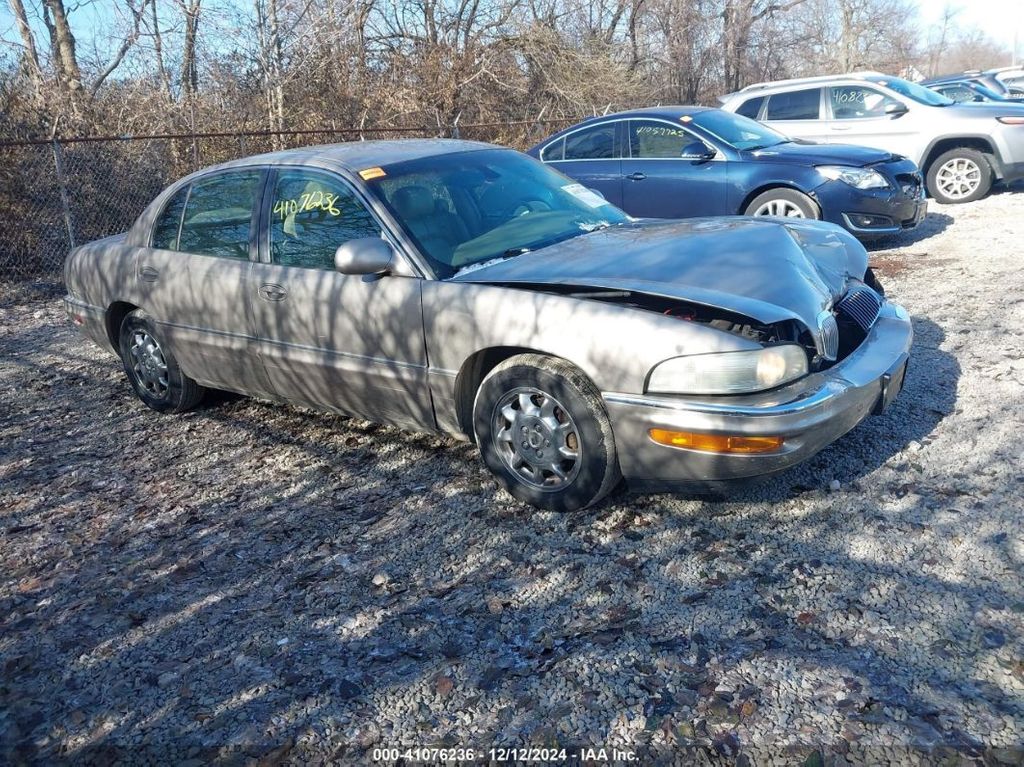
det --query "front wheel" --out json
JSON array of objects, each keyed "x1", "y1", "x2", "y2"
[
  {"x1": 473, "y1": 354, "x2": 621, "y2": 512},
  {"x1": 926, "y1": 148, "x2": 992, "y2": 204},
  {"x1": 118, "y1": 310, "x2": 205, "y2": 413},
  {"x1": 744, "y1": 188, "x2": 820, "y2": 219}
]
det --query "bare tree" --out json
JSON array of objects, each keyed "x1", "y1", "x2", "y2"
[
  {"x1": 41, "y1": 0, "x2": 84, "y2": 99},
  {"x1": 177, "y1": 0, "x2": 202, "y2": 99},
  {"x1": 7, "y1": 0, "x2": 45, "y2": 95}
]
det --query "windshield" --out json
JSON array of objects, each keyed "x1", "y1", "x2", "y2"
[
  {"x1": 868, "y1": 76, "x2": 954, "y2": 106},
  {"x1": 690, "y1": 109, "x2": 788, "y2": 151},
  {"x1": 362, "y1": 148, "x2": 629, "y2": 278}
]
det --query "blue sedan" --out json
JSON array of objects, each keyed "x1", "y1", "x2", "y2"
[{"x1": 528, "y1": 107, "x2": 927, "y2": 239}]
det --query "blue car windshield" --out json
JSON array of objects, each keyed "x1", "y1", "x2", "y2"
[
  {"x1": 689, "y1": 109, "x2": 788, "y2": 151},
  {"x1": 868, "y1": 76, "x2": 954, "y2": 106},
  {"x1": 362, "y1": 148, "x2": 630, "y2": 279}
]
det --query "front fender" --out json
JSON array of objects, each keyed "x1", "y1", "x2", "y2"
[{"x1": 422, "y1": 281, "x2": 759, "y2": 434}]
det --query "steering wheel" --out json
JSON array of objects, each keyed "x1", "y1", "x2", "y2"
[{"x1": 510, "y1": 199, "x2": 552, "y2": 217}]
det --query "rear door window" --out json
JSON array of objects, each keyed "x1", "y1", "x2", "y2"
[
  {"x1": 177, "y1": 171, "x2": 262, "y2": 259},
  {"x1": 765, "y1": 88, "x2": 822, "y2": 120},
  {"x1": 563, "y1": 124, "x2": 617, "y2": 160}
]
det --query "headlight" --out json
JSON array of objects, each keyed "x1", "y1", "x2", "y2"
[
  {"x1": 817, "y1": 165, "x2": 889, "y2": 190},
  {"x1": 647, "y1": 345, "x2": 808, "y2": 395}
]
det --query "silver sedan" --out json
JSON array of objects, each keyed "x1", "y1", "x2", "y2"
[{"x1": 64, "y1": 140, "x2": 912, "y2": 511}]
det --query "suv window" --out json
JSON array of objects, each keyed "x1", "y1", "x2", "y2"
[
  {"x1": 177, "y1": 171, "x2": 262, "y2": 259},
  {"x1": 765, "y1": 88, "x2": 821, "y2": 120},
  {"x1": 151, "y1": 186, "x2": 189, "y2": 250},
  {"x1": 563, "y1": 124, "x2": 616, "y2": 160},
  {"x1": 736, "y1": 96, "x2": 765, "y2": 119},
  {"x1": 270, "y1": 169, "x2": 381, "y2": 270},
  {"x1": 830, "y1": 85, "x2": 902, "y2": 119},
  {"x1": 629, "y1": 120, "x2": 695, "y2": 158}
]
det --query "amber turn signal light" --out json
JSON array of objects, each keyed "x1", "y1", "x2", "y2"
[{"x1": 648, "y1": 429, "x2": 783, "y2": 454}]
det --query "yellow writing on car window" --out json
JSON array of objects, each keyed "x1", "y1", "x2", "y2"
[{"x1": 273, "y1": 191, "x2": 341, "y2": 220}]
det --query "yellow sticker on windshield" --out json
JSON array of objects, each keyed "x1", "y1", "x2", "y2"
[
  {"x1": 359, "y1": 167, "x2": 387, "y2": 180},
  {"x1": 680, "y1": 115, "x2": 693, "y2": 123}
]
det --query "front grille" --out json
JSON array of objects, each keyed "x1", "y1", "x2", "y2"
[{"x1": 837, "y1": 285, "x2": 882, "y2": 332}]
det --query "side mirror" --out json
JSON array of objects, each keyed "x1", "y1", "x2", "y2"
[
  {"x1": 681, "y1": 140, "x2": 716, "y2": 161},
  {"x1": 884, "y1": 101, "x2": 908, "y2": 116},
  {"x1": 335, "y1": 237, "x2": 394, "y2": 275}
]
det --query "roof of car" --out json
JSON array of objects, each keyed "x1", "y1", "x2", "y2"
[
  {"x1": 720, "y1": 70, "x2": 888, "y2": 101},
  {"x1": 728, "y1": 70, "x2": 886, "y2": 96},
  {"x1": 920, "y1": 73, "x2": 987, "y2": 85},
  {"x1": 196, "y1": 138, "x2": 497, "y2": 176},
  {"x1": 585, "y1": 106, "x2": 712, "y2": 119}
]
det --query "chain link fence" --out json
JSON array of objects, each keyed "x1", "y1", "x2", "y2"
[{"x1": 0, "y1": 118, "x2": 576, "y2": 283}]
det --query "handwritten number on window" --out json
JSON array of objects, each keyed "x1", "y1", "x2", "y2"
[{"x1": 273, "y1": 191, "x2": 342, "y2": 220}]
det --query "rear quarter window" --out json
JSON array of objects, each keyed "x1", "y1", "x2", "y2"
[
  {"x1": 540, "y1": 137, "x2": 565, "y2": 162},
  {"x1": 736, "y1": 96, "x2": 765, "y2": 119},
  {"x1": 151, "y1": 186, "x2": 189, "y2": 250}
]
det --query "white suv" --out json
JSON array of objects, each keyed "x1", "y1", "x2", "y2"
[{"x1": 720, "y1": 71, "x2": 1024, "y2": 204}]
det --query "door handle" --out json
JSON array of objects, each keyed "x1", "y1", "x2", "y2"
[
  {"x1": 258, "y1": 283, "x2": 288, "y2": 302},
  {"x1": 139, "y1": 266, "x2": 159, "y2": 282},
  {"x1": 627, "y1": 172, "x2": 647, "y2": 181},
  {"x1": 830, "y1": 126, "x2": 852, "y2": 131}
]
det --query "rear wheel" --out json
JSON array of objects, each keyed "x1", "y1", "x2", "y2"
[
  {"x1": 473, "y1": 354, "x2": 620, "y2": 512},
  {"x1": 118, "y1": 310, "x2": 205, "y2": 413},
  {"x1": 744, "y1": 188, "x2": 820, "y2": 219},
  {"x1": 926, "y1": 148, "x2": 992, "y2": 204}
]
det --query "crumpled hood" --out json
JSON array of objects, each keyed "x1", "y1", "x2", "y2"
[
  {"x1": 452, "y1": 217, "x2": 868, "y2": 342},
  {"x1": 748, "y1": 140, "x2": 895, "y2": 167}
]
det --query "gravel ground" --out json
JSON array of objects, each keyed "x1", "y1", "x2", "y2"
[{"x1": 2, "y1": 187, "x2": 1023, "y2": 764}]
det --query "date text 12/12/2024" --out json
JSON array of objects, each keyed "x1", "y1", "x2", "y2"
[{"x1": 371, "y1": 746, "x2": 639, "y2": 762}]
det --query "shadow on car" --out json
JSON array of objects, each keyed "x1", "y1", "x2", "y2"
[{"x1": 630, "y1": 315, "x2": 959, "y2": 507}]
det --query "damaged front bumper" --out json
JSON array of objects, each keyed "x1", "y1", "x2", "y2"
[{"x1": 603, "y1": 301, "x2": 913, "y2": 486}]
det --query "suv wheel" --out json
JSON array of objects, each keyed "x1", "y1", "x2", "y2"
[
  {"x1": 927, "y1": 148, "x2": 992, "y2": 204},
  {"x1": 744, "y1": 188, "x2": 820, "y2": 219}
]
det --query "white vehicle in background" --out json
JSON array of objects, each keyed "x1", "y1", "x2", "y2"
[{"x1": 720, "y1": 71, "x2": 1024, "y2": 204}]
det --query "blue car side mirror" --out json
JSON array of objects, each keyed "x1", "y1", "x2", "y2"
[{"x1": 681, "y1": 141, "x2": 716, "y2": 161}]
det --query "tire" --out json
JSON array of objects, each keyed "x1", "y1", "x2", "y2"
[
  {"x1": 744, "y1": 188, "x2": 820, "y2": 219},
  {"x1": 473, "y1": 354, "x2": 621, "y2": 512},
  {"x1": 118, "y1": 310, "x2": 205, "y2": 413},
  {"x1": 926, "y1": 148, "x2": 992, "y2": 204}
]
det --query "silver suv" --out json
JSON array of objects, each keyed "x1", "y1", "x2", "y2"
[{"x1": 720, "y1": 71, "x2": 1024, "y2": 204}]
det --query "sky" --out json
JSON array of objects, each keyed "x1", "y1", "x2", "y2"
[
  {"x1": 1, "y1": 0, "x2": 1022, "y2": 65},
  {"x1": 917, "y1": 0, "x2": 1024, "y2": 61}
]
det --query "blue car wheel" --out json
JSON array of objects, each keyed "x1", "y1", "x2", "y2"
[{"x1": 744, "y1": 188, "x2": 820, "y2": 219}]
